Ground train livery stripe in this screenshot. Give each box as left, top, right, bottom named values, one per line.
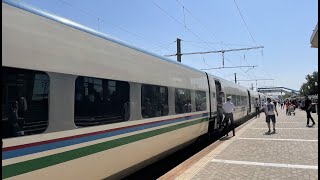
left=3, top=113, right=208, bottom=160
left=2, top=117, right=207, bottom=179
left=3, top=114, right=203, bottom=152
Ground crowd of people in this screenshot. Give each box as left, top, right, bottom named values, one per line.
left=218, top=94, right=318, bottom=137
left=262, top=95, right=317, bottom=133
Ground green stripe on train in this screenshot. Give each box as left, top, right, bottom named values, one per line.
left=2, top=117, right=208, bottom=179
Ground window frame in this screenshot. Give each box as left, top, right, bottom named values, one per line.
left=74, top=76, right=130, bottom=127
left=141, top=84, right=169, bottom=119
left=175, top=88, right=192, bottom=114
left=195, top=90, right=207, bottom=111
left=2, top=67, right=50, bottom=138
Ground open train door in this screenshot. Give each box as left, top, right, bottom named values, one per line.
left=258, top=94, right=261, bottom=109
left=215, top=80, right=222, bottom=95
left=215, top=80, right=223, bottom=128
left=247, top=90, right=251, bottom=115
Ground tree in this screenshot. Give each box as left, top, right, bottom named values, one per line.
left=299, top=71, right=318, bottom=96
left=283, top=93, right=291, bottom=99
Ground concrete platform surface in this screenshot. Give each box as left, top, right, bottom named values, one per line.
left=159, top=108, right=318, bottom=180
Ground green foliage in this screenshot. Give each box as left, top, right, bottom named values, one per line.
left=299, top=71, right=318, bottom=96
left=283, top=93, right=291, bottom=99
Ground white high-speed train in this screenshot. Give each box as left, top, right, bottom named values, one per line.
left=2, top=1, right=269, bottom=179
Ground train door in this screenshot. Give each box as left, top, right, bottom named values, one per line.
left=215, top=80, right=222, bottom=125
left=247, top=90, right=251, bottom=115
left=208, top=77, right=217, bottom=117
left=215, top=80, right=222, bottom=97
left=206, top=75, right=218, bottom=133
left=258, top=94, right=261, bottom=108
left=215, top=80, right=222, bottom=107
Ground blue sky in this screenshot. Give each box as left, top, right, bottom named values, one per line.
left=17, top=0, right=318, bottom=91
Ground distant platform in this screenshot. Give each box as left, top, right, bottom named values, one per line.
left=160, top=108, right=318, bottom=179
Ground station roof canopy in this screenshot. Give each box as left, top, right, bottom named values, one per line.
left=310, top=23, right=318, bottom=48
left=257, top=87, right=299, bottom=94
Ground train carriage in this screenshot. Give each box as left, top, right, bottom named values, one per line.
left=2, top=1, right=210, bottom=179
left=2, top=0, right=263, bottom=179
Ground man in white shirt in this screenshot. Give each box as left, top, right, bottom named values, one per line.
left=263, top=98, right=278, bottom=134
left=222, top=96, right=235, bottom=137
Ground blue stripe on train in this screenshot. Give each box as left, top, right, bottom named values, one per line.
left=3, top=113, right=208, bottom=160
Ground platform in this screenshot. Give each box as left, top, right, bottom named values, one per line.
left=159, top=108, right=318, bottom=180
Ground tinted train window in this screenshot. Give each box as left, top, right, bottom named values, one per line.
left=236, top=96, right=241, bottom=106
left=175, top=88, right=192, bottom=114
left=74, top=77, right=129, bottom=127
left=2, top=67, right=49, bottom=138
left=195, top=91, right=207, bottom=111
left=244, top=96, right=247, bottom=105
left=239, top=96, right=244, bottom=106
left=141, top=84, right=168, bottom=118
left=231, top=95, right=237, bottom=106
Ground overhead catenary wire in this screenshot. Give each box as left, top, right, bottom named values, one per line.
left=183, top=40, right=254, bottom=47
left=59, top=0, right=271, bottom=88
left=54, top=0, right=176, bottom=54
left=174, top=0, right=260, bottom=81
left=151, top=0, right=215, bottom=50
left=233, top=0, right=258, bottom=47
left=201, top=65, right=257, bottom=71
left=151, top=0, right=253, bottom=80
left=176, top=0, right=273, bottom=83
left=164, top=46, right=264, bottom=57
left=232, top=0, right=272, bottom=81
left=149, top=41, right=177, bottom=53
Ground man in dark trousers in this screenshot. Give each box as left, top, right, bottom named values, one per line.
left=222, top=96, right=235, bottom=137
left=304, top=96, right=316, bottom=127
left=263, top=98, right=278, bottom=133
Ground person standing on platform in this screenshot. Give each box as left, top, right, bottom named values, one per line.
left=222, top=96, right=235, bottom=137
left=279, top=99, right=284, bottom=109
left=254, top=98, right=260, bottom=118
left=284, top=99, right=289, bottom=115
left=304, top=96, right=316, bottom=127
left=263, top=98, right=278, bottom=134
left=217, top=91, right=225, bottom=129
left=273, top=99, right=277, bottom=109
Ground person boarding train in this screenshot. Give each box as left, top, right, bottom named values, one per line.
left=222, top=96, right=235, bottom=137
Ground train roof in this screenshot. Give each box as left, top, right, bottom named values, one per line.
left=3, top=0, right=263, bottom=93
left=3, top=0, right=204, bottom=74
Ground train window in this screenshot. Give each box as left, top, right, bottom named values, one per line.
left=195, top=91, right=207, bottom=111
left=232, top=95, right=237, bottom=106
left=74, top=77, right=130, bottom=127
left=175, top=88, right=192, bottom=114
left=141, top=84, right=168, bottom=118
left=236, top=96, right=241, bottom=106
left=2, top=67, right=49, bottom=138
left=241, top=96, right=246, bottom=106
